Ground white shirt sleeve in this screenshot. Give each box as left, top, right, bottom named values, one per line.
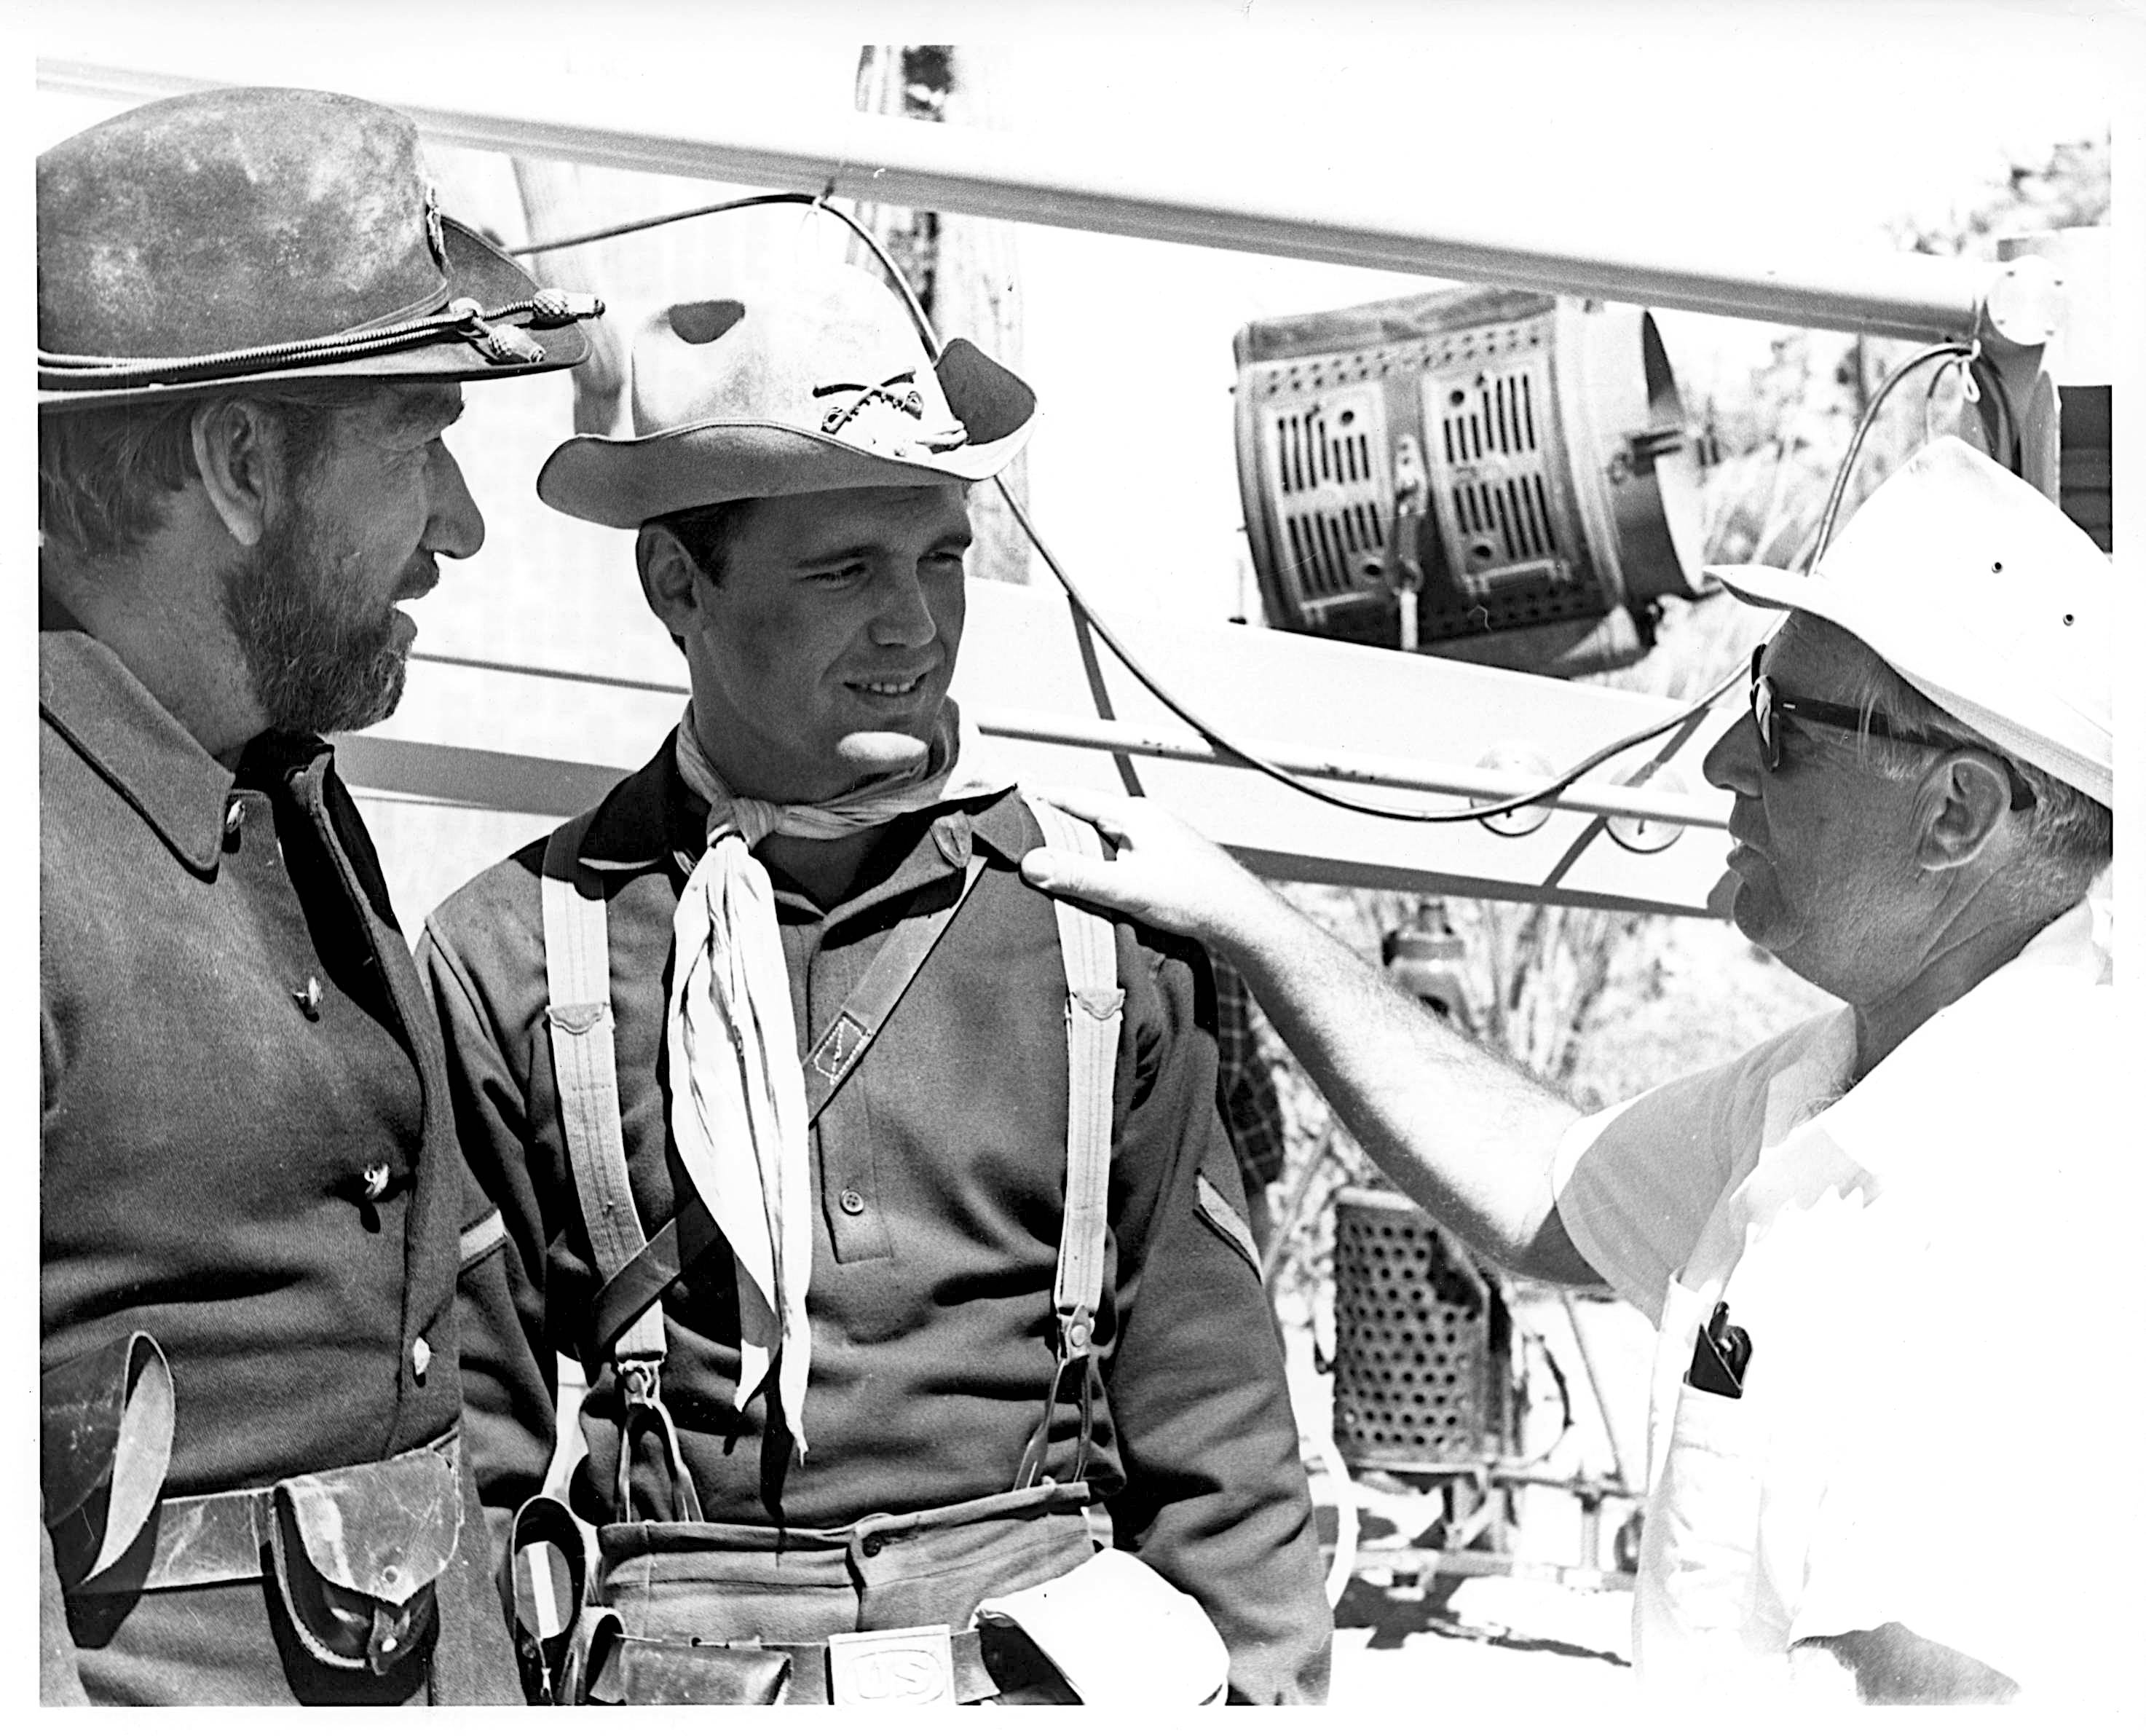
left=1550, top=1024, right=1812, bottom=1325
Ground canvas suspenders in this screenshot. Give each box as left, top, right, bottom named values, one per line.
left=1015, top=797, right=1123, bottom=1490
left=537, top=795, right=1118, bottom=1515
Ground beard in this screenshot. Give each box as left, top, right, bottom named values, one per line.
left=217, top=496, right=413, bottom=737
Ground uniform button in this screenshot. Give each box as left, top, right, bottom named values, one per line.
left=223, top=799, right=245, bottom=843
left=293, top=976, right=323, bottom=1019
left=360, top=1161, right=392, bottom=1202
left=838, top=1188, right=867, bottom=1216
left=411, top=1337, right=433, bottom=1379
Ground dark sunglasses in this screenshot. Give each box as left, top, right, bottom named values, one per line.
left=1748, top=645, right=2035, bottom=810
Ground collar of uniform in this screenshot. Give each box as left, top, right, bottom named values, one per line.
left=571, top=735, right=1038, bottom=880
left=761, top=787, right=1035, bottom=926
left=39, top=625, right=239, bottom=874
left=572, top=731, right=690, bottom=875
left=963, top=785, right=1042, bottom=867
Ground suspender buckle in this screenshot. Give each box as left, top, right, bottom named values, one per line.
left=612, top=1355, right=705, bottom=1526
left=618, top=1358, right=663, bottom=1409
left=1057, top=1303, right=1094, bottom=1359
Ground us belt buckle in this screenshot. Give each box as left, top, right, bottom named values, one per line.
left=825, top=1624, right=956, bottom=1706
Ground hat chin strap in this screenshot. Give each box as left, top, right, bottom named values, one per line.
left=39, top=290, right=603, bottom=392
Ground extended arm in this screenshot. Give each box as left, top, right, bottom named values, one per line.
left=1022, top=790, right=1598, bottom=1285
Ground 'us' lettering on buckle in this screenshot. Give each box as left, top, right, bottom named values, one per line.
left=826, top=1624, right=955, bottom=1706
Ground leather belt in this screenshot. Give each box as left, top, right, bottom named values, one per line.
left=95, top=1483, right=277, bottom=1594
left=79, top=1433, right=460, bottom=1597
left=593, top=1625, right=1062, bottom=1706
left=785, top=1628, right=1027, bottom=1705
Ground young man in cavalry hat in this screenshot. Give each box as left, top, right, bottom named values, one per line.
left=420, top=259, right=1332, bottom=1705
left=38, top=85, right=601, bottom=1704
left=1023, top=437, right=2125, bottom=1706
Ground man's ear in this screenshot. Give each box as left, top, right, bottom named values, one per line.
left=1914, top=751, right=2015, bottom=873
left=189, top=399, right=282, bottom=548
left=636, top=524, right=705, bottom=638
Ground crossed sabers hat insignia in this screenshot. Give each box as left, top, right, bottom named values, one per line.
left=813, top=371, right=969, bottom=452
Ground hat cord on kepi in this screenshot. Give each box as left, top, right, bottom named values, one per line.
left=508, top=192, right=2035, bottom=831
left=37, top=290, right=605, bottom=390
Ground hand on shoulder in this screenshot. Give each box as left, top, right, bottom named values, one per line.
left=1019, top=786, right=1280, bottom=955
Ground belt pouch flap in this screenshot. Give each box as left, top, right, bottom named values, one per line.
left=609, top=1636, right=792, bottom=1705
left=268, top=1438, right=463, bottom=1675
left=974, top=1547, right=1230, bottom=1705
left=40, top=1332, right=175, bottom=1588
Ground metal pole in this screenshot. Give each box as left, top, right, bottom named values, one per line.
left=386, top=651, right=1731, bottom=828
left=39, top=56, right=2019, bottom=343
left=981, top=706, right=1729, bottom=828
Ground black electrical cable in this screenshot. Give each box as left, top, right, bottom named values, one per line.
left=508, top=189, right=1985, bottom=827
left=812, top=197, right=1720, bottom=826
left=508, top=192, right=835, bottom=257
left=1808, top=342, right=1975, bottom=562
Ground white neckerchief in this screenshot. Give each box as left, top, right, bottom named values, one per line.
left=666, top=701, right=1009, bottom=1456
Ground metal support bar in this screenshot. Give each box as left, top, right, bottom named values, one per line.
left=1353, top=1547, right=1636, bottom=1594
left=979, top=707, right=1729, bottom=829
left=335, top=711, right=1728, bottom=832
left=39, top=55, right=2025, bottom=343
left=1556, top=1290, right=1636, bottom=1494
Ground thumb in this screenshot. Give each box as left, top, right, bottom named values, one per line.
left=1019, top=845, right=1100, bottom=896
left=1024, top=783, right=1132, bottom=836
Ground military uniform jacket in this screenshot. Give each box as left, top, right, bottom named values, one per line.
left=421, top=735, right=1333, bottom=1703
left=39, top=623, right=518, bottom=1705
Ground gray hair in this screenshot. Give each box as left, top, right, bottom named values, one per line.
left=1845, top=654, right=2112, bottom=908
left=39, top=381, right=380, bottom=564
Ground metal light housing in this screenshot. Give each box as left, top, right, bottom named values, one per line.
left=1234, top=285, right=1712, bottom=679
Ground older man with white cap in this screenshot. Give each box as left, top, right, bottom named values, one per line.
left=1022, top=435, right=2123, bottom=1705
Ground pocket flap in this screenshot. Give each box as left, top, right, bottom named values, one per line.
left=974, top=1547, right=1228, bottom=1705
left=275, top=1437, right=462, bottom=1604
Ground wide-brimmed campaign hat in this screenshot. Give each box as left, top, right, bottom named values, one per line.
left=39, top=85, right=601, bottom=411
left=1708, top=436, right=2112, bottom=808
left=537, top=259, right=1037, bottom=527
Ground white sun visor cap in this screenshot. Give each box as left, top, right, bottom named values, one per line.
left=1707, top=436, right=2112, bottom=810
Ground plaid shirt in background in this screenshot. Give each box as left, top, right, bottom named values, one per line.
left=1211, top=953, right=1290, bottom=1194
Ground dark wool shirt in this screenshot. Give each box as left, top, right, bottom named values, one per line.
left=39, top=620, right=517, bottom=1706
left=420, top=736, right=1332, bottom=1703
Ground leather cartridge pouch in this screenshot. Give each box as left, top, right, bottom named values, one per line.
left=974, top=1547, right=1230, bottom=1705
left=266, top=1436, right=463, bottom=1676
left=41, top=1333, right=175, bottom=1590
left=569, top=1609, right=792, bottom=1707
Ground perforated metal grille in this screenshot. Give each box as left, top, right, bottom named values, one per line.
left=1258, top=383, right=1390, bottom=618
left=1438, top=366, right=1561, bottom=566
left=1331, top=1191, right=1494, bottom=1472
left=1242, top=310, right=1612, bottom=640
left=1425, top=355, right=1574, bottom=589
